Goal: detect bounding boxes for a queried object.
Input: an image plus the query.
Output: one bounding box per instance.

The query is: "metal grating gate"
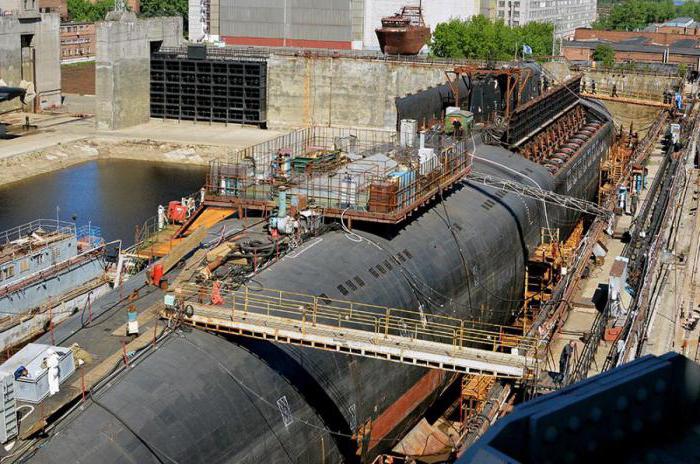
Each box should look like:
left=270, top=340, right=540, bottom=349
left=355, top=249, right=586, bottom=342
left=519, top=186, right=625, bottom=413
left=150, top=49, right=267, bottom=126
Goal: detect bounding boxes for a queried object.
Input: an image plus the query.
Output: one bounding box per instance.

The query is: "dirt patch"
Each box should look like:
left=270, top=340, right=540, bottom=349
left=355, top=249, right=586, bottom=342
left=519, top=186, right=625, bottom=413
left=0, top=137, right=229, bottom=187
left=61, top=62, right=96, bottom=95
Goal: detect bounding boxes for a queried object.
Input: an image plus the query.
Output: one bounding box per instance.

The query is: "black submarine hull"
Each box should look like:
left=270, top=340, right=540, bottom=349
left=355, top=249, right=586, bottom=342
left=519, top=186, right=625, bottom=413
left=29, top=103, right=613, bottom=462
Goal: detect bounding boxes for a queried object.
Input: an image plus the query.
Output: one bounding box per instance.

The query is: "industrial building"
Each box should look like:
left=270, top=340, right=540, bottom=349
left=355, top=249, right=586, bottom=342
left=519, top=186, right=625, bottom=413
left=188, top=0, right=477, bottom=50
left=563, top=27, right=700, bottom=69
left=0, top=2, right=61, bottom=112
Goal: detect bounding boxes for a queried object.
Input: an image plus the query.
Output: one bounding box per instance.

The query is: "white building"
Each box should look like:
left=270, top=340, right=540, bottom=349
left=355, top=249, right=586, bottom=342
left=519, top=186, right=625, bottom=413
left=495, top=0, right=597, bottom=38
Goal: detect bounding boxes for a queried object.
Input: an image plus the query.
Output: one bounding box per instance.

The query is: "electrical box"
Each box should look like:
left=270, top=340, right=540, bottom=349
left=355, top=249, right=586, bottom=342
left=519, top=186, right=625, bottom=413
left=187, top=44, right=207, bottom=60
left=0, top=344, right=75, bottom=404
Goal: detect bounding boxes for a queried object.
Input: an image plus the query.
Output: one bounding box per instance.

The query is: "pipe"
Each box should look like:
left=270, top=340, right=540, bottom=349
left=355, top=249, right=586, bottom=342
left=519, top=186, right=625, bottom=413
left=277, top=187, right=287, bottom=219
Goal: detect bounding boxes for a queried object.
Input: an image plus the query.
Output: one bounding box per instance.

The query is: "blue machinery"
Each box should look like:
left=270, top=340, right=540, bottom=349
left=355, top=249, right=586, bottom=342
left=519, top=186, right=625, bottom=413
left=459, top=352, right=700, bottom=463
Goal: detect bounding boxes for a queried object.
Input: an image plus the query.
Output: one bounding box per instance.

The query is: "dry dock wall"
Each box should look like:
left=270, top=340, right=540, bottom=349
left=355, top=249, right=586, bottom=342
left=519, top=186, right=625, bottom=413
left=96, top=13, right=182, bottom=130
left=543, top=62, right=681, bottom=101
left=266, top=55, right=453, bottom=129
left=0, top=13, right=61, bottom=113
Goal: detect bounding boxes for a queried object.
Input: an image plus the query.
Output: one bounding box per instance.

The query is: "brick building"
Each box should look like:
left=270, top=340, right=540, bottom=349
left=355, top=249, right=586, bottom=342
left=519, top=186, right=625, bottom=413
left=38, top=0, right=67, bottom=19
left=562, top=27, right=700, bottom=69
left=60, top=22, right=95, bottom=63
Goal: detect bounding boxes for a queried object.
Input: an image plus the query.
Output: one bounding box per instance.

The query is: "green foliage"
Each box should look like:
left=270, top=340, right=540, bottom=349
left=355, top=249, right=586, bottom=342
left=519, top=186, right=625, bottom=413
left=139, top=0, right=187, bottom=18
left=430, top=16, right=553, bottom=60
left=593, top=0, right=699, bottom=31
left=678, top=63, right=688, bottom=78
left=593, top=44, right=616, bottom=66
left=67, top=0, right=115, bottom=22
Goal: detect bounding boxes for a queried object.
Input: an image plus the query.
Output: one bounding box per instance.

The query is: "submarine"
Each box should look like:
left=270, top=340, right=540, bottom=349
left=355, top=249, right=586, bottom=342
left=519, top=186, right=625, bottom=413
left=23, top=62, right=614, bottom=464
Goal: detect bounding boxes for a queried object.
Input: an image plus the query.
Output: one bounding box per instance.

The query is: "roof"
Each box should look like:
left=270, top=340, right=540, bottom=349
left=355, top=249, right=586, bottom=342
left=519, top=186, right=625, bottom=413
left=566, top=38, right=700, bottom=57
left=662, top=17, right=695, bottom=27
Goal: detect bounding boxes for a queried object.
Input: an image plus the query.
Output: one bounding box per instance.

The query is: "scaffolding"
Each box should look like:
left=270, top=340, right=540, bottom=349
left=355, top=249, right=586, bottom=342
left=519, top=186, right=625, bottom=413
left=204, top=126, right=473, bottom=225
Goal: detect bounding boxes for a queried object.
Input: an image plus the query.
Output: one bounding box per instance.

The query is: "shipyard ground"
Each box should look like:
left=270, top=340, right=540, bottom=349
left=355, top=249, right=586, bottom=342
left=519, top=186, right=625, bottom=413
left=0, top=114, right=281, bottom=186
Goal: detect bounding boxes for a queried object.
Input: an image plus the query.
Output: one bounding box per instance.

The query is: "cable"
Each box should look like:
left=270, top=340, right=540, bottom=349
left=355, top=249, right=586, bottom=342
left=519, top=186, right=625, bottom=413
left=89, top=393, right=177, bottom=464
left=340, top=207, right=363, bottom=243
left=180, top=335, right=405, bottom=445
left=471, top=131, right=552, bottom=232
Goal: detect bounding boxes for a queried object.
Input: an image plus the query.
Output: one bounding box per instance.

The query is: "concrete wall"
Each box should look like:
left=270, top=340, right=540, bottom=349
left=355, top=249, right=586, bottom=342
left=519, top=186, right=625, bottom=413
left=95, top=13, right=181, bottom=130
left=266, top=54, right=452, bottom=129
left=0, top=13, right=61, bottom=113
left=583, top=69, right=681, bottom=100
left=544, top=61, right=681, bottom=102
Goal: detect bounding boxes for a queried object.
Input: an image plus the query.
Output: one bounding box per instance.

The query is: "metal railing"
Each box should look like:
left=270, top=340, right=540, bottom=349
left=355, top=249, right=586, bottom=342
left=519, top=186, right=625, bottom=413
left=206, top=126, right=472, bottom=223
left=171, top=283, right=537, bottom=354
left=565, top=304, right=609, bottom=385
left=156, top=45, right=501, bottom=67
left=0, top=219, right=75, bottom=247
left=124, top=189, right=204, bottom=257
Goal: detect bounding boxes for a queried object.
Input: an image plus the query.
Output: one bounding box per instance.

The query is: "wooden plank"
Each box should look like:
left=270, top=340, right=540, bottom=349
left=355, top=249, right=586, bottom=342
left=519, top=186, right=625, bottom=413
left=159, top=226, right=209, bottom=275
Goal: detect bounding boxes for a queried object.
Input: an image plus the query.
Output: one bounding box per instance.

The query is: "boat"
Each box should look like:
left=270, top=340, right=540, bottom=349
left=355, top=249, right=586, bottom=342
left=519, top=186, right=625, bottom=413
left=11, top=62, right=614, bottom=463
left=376, top=3, right=431, bottom=55
left=0, top=220, right=111, bottom=353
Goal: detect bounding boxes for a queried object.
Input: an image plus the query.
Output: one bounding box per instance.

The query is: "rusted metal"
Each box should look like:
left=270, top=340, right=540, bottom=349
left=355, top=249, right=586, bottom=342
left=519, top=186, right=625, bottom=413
left=445, top=66, right=532, bottom=120
left=366, top=370, right=445, bottom=451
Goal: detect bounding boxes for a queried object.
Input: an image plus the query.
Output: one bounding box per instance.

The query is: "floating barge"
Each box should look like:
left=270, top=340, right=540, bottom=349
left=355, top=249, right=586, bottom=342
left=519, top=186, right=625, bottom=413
left=0, top=220, right=110, bottom=353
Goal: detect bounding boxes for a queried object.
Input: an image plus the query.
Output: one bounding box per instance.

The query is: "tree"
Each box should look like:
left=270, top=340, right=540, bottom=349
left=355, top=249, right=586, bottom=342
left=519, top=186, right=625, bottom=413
left=594, top=0, right=696, bottom=31
left=593, top=44, right=616, bottom=67
left=678, top=63, right=688, bottom=79
left=67, top=0, right=115, bottom=22
left=140, top=0, right=187, bottom=19
left=430, top=16, right=553, bottom=60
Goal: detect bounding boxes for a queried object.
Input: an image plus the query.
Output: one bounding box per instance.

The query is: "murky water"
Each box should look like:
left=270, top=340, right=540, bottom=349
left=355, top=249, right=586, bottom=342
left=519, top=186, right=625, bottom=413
left=0, top=159, right=207, bottom=246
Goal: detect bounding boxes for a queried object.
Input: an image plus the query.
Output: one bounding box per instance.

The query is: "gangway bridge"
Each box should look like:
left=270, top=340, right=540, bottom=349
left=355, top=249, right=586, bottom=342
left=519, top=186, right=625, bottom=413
left=162, top=284, right=539, bottom=379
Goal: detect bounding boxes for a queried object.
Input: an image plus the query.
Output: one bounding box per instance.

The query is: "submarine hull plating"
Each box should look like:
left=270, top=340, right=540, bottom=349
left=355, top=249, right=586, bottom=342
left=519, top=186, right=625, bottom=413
left=30, top=103, right=613, bottom=462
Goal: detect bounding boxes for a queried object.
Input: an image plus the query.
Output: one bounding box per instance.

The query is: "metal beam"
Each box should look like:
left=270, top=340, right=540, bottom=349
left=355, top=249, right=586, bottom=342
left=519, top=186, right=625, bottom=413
left=166, top=303, right=535, bottom=379
left=465, top=172, right=611, bottom=218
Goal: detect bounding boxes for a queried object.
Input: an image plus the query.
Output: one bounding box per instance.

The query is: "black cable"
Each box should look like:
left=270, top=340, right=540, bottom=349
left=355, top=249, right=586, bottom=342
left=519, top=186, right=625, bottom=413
left=89, top=392, right=176, bottom=464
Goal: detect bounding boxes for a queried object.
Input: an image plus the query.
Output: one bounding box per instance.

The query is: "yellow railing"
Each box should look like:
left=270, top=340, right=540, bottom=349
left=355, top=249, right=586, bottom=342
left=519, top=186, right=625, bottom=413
left=170, top=283, right=537, bottom=354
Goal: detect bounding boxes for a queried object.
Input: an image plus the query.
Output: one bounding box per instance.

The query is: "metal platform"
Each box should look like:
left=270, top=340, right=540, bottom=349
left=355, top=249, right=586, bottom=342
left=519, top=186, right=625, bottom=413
left=163, top=285, right=537, bottom=379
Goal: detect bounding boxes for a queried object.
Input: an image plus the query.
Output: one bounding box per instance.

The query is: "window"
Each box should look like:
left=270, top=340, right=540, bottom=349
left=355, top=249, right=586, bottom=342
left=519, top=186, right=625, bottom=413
left=3, top=266, right=15, bottom=280
left=20, top=259, right=29, bottom=273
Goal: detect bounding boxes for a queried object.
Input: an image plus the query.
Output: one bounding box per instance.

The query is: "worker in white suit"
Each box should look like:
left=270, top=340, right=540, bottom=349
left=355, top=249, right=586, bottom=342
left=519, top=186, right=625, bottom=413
left=46, top=349, right=60, bottom=396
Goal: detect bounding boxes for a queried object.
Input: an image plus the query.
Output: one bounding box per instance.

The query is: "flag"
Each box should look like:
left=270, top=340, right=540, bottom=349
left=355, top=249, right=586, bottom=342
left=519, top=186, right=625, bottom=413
left=522, top=44, right=533, bottom=55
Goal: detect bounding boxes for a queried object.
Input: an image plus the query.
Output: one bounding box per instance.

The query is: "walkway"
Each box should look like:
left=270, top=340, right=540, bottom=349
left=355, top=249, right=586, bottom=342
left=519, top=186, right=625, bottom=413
left=547, top=137, right=667, bottom=378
